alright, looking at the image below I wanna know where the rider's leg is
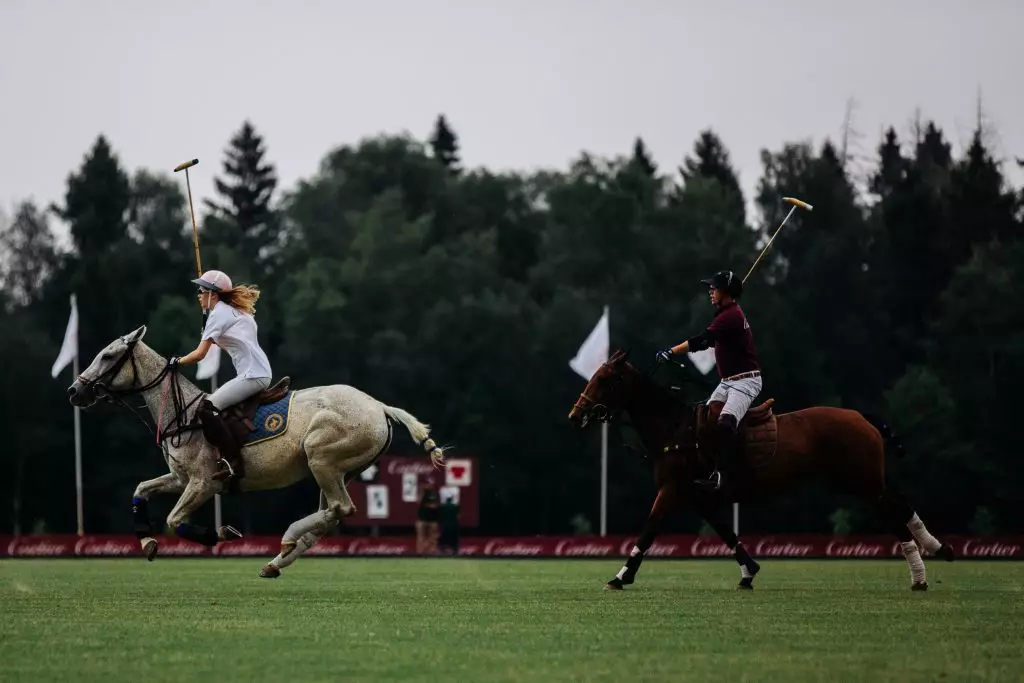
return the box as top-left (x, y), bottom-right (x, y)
top-left (700, 376), bottom-right (762, 491)
top-left (203, 376), bottom-right (270, 485)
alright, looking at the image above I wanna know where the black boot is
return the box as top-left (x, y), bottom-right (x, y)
top-left (695, 415), bottom-right (738, 494)
top-left (198, 399), bottom-right (244, 492)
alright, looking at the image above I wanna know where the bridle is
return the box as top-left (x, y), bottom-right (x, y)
top-left (571, 390), bottom-right (614, 425)
top-left (76, 337), bottom-right (202, 446)
top-left (571, 358), bottom-right (709, 464)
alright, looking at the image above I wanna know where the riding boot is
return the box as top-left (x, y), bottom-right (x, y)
top-left (695, 414), bottom-right (738, 495)
top-left (198, 399), bottom-right (244, 492)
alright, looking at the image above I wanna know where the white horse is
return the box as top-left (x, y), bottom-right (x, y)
top-left (67, 325), bottom-right (447, 578)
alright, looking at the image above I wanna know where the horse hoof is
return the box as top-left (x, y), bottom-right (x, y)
top-left (604, 579), bottom-right (625, 591)
top-left (141, 537), bottom-right (158, 561)
top-left (911, 581), bottom-right (928, 591)
top-left (259, 564), bottom-right (281, 579)
top-left (218, 525), bottom-right (243, 542)
top-left (737, 577), bottom-right (755, 590)
top-left (935, 543), bottom-right (955, 562)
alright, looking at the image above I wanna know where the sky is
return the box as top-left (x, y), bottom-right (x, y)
top-left (1, 0), bottom-right (1022, 234)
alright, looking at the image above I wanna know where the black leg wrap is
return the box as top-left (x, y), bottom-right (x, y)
top-left (175, 522), bottom-right (218, 547)
top-left (132, 497), bottom-right (153, 539)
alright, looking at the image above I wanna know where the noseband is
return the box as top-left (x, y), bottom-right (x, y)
top-left (76, 338), bottom-right (143, 399)
top-left (572, 390), bottom-right (614, 423)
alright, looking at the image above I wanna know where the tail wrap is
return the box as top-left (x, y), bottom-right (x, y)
top-left (382, 405), bottom-right (447, 465)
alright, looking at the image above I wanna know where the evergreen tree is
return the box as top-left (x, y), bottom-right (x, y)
top-left (679, 129), bottom-right (745, 225)
top-left (429, 114), bottom-right (461, 174)
top-left (629, 137), bottom-right (657, 178)
top-left (53, 135), bottom-right (130, 258)
top-left (949, 128), bottom-right (1019, 253)
top-left (204, 121), bottom-right (279, 262)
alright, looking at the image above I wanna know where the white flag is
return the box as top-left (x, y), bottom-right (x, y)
top-left (51, 294), bottom-right (79, 378)
top-left (569, 306), bottom-right (610, 380)
top-left (688, 348), bottom-right (717, 376)
top-left (196, 343), bottom-right (221, 380)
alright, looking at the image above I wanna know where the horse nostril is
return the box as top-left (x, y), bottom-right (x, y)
top-left (67, 386), bottom-right (77, 396)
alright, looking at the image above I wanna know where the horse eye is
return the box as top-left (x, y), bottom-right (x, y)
top-left (101, 353), bottom-right (114, 361)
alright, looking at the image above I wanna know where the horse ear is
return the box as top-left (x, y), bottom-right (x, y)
top-left (609, 348), bottom-right (628, 365)
top-left (129, 325), bottom-right (147, 342)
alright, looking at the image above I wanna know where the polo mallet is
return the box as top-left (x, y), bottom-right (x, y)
top-left (742, 196), bottom-right (814, 284)
top-left (173, 158), bottom-right (206, 329)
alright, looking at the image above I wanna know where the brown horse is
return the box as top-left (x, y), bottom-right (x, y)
top-left (567, 349), bottom-right (955, 591)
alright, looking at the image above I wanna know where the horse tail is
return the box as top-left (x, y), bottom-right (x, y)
top-left (382, 404), bottom-right (448, 467)
top-left (859, 412), bottom-right (906, 458)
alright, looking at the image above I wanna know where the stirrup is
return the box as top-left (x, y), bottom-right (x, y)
top-left (694, 470), bottom-right (722, 491)
top-left (212, 458), bottom-right (236, 481)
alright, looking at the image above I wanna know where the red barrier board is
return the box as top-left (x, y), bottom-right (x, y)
top-left (2, 534), bottom-right (1021, 558)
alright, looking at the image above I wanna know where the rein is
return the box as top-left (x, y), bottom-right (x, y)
top-left (575, 358), bottom-right (707, 462)
top-left (78, 338), bottom-right (203, 447)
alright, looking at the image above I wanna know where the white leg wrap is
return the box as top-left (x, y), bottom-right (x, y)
top-left (283, 509), bottom-right (334, 544)
top-left (901, 541), bottom-right (926, 585)
top-left (907, 513), bottom-right (942, 554)
top-left (616, 545), bottom-right (643, 580)
top-left (740, 563), bottom-right (753, 580)
top-left (274, 532), bottom-right (321, 569)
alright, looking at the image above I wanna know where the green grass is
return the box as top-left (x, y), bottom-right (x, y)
top-left (1, 558), bottom-right (1021, 682)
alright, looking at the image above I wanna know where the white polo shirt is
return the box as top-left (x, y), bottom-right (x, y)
top-left (202, 301), bottom-right (273, 379)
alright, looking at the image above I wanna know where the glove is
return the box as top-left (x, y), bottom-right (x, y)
top-left (655, 348), bottom-right (674, 363)
top-left (169, 356), bottom-right (182, 368)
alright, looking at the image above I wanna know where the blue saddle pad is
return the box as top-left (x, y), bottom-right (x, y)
top-left (243, 391), bottom-right (295, 446)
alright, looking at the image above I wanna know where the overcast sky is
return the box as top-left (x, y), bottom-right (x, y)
top-left (2, 0), bottom-right (1022, 230)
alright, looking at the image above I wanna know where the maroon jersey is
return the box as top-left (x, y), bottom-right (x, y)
top-left (689, 302), bottom-right (760, 379)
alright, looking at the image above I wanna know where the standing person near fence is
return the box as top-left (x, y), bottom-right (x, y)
top-left (415, 477), bottom-right (441, 555)
top-left (438, 493), bottom-right (461, 556)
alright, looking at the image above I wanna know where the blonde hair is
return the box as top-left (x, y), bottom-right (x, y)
top-left (220, 284), bottom-right (261, 315)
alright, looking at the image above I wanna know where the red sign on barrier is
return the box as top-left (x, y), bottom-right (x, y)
top-left (2, 534), bottom-right (1021, 558)
top-left (341, 455), bottom-right (479, 527)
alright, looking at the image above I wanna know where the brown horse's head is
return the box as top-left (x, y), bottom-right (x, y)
top-left (567, 348), bottom-right (634, 428)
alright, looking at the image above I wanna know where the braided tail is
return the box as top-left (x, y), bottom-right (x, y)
top-left (382, 405), bottom-right (448, 468)
top-left (859, 412), bottom-right (906, 458)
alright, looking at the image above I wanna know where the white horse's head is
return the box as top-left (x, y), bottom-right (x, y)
top-left (67, 325), bottom-right (149, 408)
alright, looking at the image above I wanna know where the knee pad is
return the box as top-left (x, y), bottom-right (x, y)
top-left (717, 413), bottom-right (738, 433)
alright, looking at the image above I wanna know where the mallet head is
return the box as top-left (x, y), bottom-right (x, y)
top-left (174, 159), bottom-right (199, 172)
top-left (783, 196), bottom-right (813, 211)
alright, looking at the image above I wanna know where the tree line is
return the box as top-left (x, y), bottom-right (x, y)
top-left (1, 112), bottom-right (1021, 536)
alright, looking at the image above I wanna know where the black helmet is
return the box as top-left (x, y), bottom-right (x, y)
top-left (700, 270), bottom-right (742, 298)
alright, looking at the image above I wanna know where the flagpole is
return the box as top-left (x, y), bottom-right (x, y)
top-left (600, 422), bottom-right (608, 537)
top-left (73, 353), bottom-right (84, 537)
top-left (600, 305), bottom-right (609, 538)
top-left (733, 502), bottom-right (739, 536)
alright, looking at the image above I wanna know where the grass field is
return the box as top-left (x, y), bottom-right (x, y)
top-left (1, 558), bottom-right (1021, 682)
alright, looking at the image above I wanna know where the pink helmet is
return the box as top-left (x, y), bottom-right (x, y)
top-left (192, 269), bottom-right (233, 293)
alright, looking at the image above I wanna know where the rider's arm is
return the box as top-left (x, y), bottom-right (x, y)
top-left (672, 330), bottom-right (713, 355)
top-left (175, 339), bottom-right (214, 365)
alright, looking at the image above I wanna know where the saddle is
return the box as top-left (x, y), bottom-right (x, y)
top-left (219, 377), bottom-right (291, 446)
top-left (695, 398), bottom-right (779, 468)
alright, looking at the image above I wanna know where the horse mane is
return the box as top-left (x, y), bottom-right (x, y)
top-left (619, 360), bottom-right (695, 418)
top-left (131, 339), bottom-right (205, 402)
